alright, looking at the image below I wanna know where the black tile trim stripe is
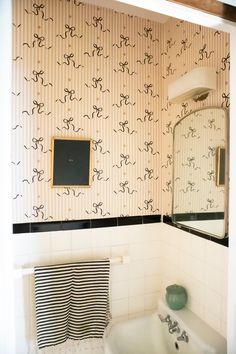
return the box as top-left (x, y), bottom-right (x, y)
top-left (163, 215), bottom-right (228, 247)
top-left (13, 214), bottom-right (161, 234)
top-left (13, 214), bottom-right (228, 248)
top-left (173, 212), bottom-right (224, 222)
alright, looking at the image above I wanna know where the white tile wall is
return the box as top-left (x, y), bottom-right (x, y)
top-left (159, 223), bottom-right (228, 337)
top-left (13, 222), bottom-right (228, 353)
top-left (13, 223), bottom-right (162, 354)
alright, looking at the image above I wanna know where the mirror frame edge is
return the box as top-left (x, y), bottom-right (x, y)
top-left (171, 106), bottom-right (229, 240)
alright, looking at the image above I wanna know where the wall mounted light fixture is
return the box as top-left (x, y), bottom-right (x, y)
top-left (168, 67), bottom-right (216, 103)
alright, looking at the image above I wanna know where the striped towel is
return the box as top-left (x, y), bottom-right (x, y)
top-left (34, 259), bottom-right (111, 350)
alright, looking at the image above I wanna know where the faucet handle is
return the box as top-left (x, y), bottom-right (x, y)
top-left (177, 330), bottom-right (189, 343)
top-left (168, 320), bottom-right (181, 334)
top-left (158, 314), bottom-right (171, 323)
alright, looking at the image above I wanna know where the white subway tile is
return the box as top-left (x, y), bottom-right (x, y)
top-left (14, 253), bottom-right (31, 268)
top-left (189, 279), bottom-right (206, 307)
top-left (165, 244), bottom-right (180, 267)
top-left (205, 265), bottom-right (224, 295)
top-left (189, 256), bottom-right (205, 282)
top-left (29, 252), bottom-right (52, 267)
top-left (142, 240), bottom-right (161, 259)
top-left (71, 229), bottom-right (92, 249)
top-left (91, 246), bottom-right (111, 259)
top-left (110, 314), bottom-right (129, 325)
top-left (28, 274), bottom-right (36, 317)
top-left (29, 315), bottom-right (37, 349)
top-left (203, 310), bottom-right (221, 335)
top-left (206, 241), bottom-right (228, 272)
top-left (15, 316), bottom-right (30, 354)
top-left (179, 231), bottom-right (194, 254)
top-left (219, 247), bottom-right (229, 274)
top-left (13, 234), bottom-right (35, 256)
top-left (187, 297), bottom-right (204, 319)
top-left (143, 224), bottom-right (162, 242)
top-left (221, 320), bottom-right (227, 339)
top-left (128, 225), bottom-right (147, 244)
top-left (179, 253), bottom-right (195, 276)
top-left (144, 292), bottom-right (159, 311)
top-left (129, 278), bottom-right (145, 297)
top-left (111, 298), bottom-right (129, 318)
top-left (12, 223), bottom-right (229, 352)
top-left (111, 227), bottom-right (130, 245)
top-left (129, 295), bottom-right (145, 314)
top-left (111, 264), bottom-right (129, 283)
top-left (143, 258), bottom-right (161, 276)
top-left (204, 288), bottom-right (222, 319)
top-left (144, 275), bottom-right (161, 294)
top-left (14, 277), bottom-right (30, 318)
top-left (71, 249), bottom-right (93, 262)
top-left (27, 233), bottom-right (51, 255)
top-left (129, 260), bottom-right (145, 279)
top-left (175, 272), bottom-right (193, 292)
top-left (221, 296), bottom-right (228, 323)
top-left (91, 228), bottom-right (112, 247)
top-left (129, 243), bottom-right (147, 261)
top-left (111, 245), bottom-right (129, 258)
top-left (111, 281), bottom-right (129, 300)
top-left (50, 250), bottom-right (72, 264)
top-left (189, 236), bottom-right (207, 261)
top-left (50, 231), bottom-right (71, 251)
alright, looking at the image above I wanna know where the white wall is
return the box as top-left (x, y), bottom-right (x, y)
top-left (13, 223), bottom-right (228, 353)
top-left (0, 0), bottom-right (15, 352)
top-left (13, 224), bottom-right (161, 353)
top-left (227, 18), bottom-right (236, 354)
top-left (160, 223), bottom-right (228, 337)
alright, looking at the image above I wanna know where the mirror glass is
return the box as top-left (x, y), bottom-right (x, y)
top-left (172, 107), bottom-right (228, 239)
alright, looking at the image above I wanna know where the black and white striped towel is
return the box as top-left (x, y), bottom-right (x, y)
top-left (34, 259), bottom-right (111, 350)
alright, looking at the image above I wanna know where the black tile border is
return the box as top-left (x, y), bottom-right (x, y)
top-left (13, 214), bottom-right (161, 234)
top-left (163, 215), bottom-right (228, 247)
top-left (12, 214), bottom-right (228, 248)
top-left (91, 218), bottom-right (117, 228)
top-left (117, 216), bottom-right (143, 226)
top-left (173, 212), bottom-right (224, 222)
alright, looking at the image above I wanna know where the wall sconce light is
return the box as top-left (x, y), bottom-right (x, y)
top-left (168, 67), bottom-right (216, 103)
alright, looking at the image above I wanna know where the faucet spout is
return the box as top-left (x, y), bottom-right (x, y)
top-left (177, 330), bottom-right (189, 343)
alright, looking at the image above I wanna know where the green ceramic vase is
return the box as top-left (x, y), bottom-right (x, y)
top-left (166, 284), bottom-right (187, 310)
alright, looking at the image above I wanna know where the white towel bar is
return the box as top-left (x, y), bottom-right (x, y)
top-left (14, 255), bottom-right (130, 278)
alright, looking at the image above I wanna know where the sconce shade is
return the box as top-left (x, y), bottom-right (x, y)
top-left (168, 67), bottom-right (216, 103)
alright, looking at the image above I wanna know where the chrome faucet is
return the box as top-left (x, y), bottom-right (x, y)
top-left (177, 330), bottom-right (189, 343)
top-left (158, 314), bottom-right (171, 324)
top-left (168, 321), bottom-right (180, 334)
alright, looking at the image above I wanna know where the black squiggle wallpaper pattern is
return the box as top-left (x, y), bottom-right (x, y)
top-left (12, 2), bottom-right (229, 222)
top-left (174, 108), bottom-right (225, 214)
top-left (160, 18), bottom-right (229, 215)
top-left (12, 0), bottom-right (161, 222)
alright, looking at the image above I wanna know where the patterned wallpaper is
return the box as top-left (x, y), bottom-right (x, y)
top-left (160, 19), bottom-right (229, 215)
top-left (12, 1), bottom-right (230, 223)
top-left (173, 107), bottom-right (226, 214)
top-left (12, 0), bottom-right (162, 223)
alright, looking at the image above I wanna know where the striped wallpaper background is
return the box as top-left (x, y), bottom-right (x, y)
top-left (173, 107), bottom-right (226, 214)
top-left (12, 0), bottom-right (229, 223)
top-left (160, 19), bottom-right (229, 215)
top-left (12, 0), bottom-right (161, 223)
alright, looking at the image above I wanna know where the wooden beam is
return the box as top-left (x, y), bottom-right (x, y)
top-left (167, 0), bottom-right (236, 22)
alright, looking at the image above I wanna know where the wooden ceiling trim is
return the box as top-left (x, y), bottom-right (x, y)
top-left (167, 0), bottom-right (236, 22)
